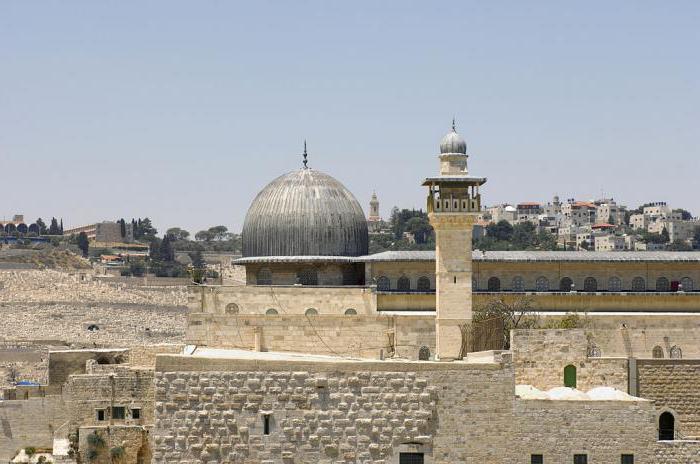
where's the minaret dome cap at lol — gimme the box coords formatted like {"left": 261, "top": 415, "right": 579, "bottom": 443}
{"left": 439, "top": 119, "right": 467, "bottom": 155}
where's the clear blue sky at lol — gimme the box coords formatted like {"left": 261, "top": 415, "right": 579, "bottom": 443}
{"left": 2, "top": 1, "right": 698, "bottom": 234}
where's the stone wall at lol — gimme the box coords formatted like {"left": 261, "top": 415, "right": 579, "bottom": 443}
{"left": 189, "top": 284, "right": 376, "bottom": 316}
{"left": 0, "top": 396, "right": 68, "bottom": 462}
{"left": 128, "top": 344, "right": 185, "bottom": 368}
{"left": 655, "top": 441, "right": 700, "bottom": 463}
{"left": 513, "top": 398, "right": 656, "bottom": 462}
{"left": 637, "top": 359, "right": 700, "bottom": 438}
{"left": 48, "top": 349, "right": 128, "bottom": 387}
{"left": 152, "top": 353, "right": 661, "bottom": 463}
{"left": 78, "top": 425, "right": 150, "bottom": 464}
{"left": 186, "top": 314, "right": 436, "bottom": 360}
{"left": 62, "top": 368, "right": 154, "bottom": 428}
{"left": 152, "top": 355, "right": 514, "bottom": 463}
{"left": 511, "top": 329, "right": 628, "bottom": 391}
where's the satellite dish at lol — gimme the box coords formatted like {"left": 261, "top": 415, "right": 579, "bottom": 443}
{"left": 183, "top": 345, "right": 197, "bottom": 356}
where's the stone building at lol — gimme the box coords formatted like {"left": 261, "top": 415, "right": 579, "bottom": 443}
{"left": 4, "top": 123, "right": 700, "bottom": 463}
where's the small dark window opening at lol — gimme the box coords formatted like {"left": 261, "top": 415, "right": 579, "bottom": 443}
{"left": 131, "top": 408, "right": 141, "bottom": 420}
{"left": 263, "top": 414, "right": 271, "bottom": 435}
{"left": 531, "top": 455, "right": 544, "bottom": 464}
{"left": 453, "top": 276, "right": 457, "bottom": 284}
{"left": 574, "top": 455, "right": 588, "bottom": 464}
{"left": 96, "top": 409, "right": 105, "bottom": 421}
{"left": 112, "top": 406, "right": 126, "bottom": 420}
{"left": 399, "top": 453, "right": 424, "bottom": 464}
{"left": 621, "top": 454, "right": 634, "bottom": 464}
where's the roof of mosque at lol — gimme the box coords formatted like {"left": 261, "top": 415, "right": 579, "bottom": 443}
{"left": 241, "top": 168, "right": 368, "bottom": 258}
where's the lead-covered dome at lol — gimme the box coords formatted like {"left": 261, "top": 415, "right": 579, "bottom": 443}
{"left": 440, "top": 122, "right": 467, "bottom": 154}
{"left": 242, "top": 169, "right": 369, "bottom": 257}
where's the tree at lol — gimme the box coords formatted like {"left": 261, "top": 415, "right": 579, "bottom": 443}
{"left": 669, "top": 240, "right": 693, "bottom": 251}
{"left": 119, "top": 218, "right": 127, "bottom": 238}
{"left": 48, "top": 218, "right": 61, "bottom": 235}
{"left": 404, "top": 216, "right": 433, "bottom": 244}
{"left": 195, "top": 230, "right": 215, "bottom": 242}
{"left": 189, "top": 250, "right": 206, "bottom": 283}
{"left": 158, "top": 235, "right": 175, "bottom": 262}
{"left": 661, "top": 227, "right": 670, "bottom": 243}
{"left": 35, "top": 218, "right": 47, "bottom": 235}
{"left": 59, "top": 218, "right": 64, "bottom": 234}
{"left": 208, "top": 225, "right": 229, "bottom": 241}
{"left": 511, "top": 222, "right": 537, "bottom": 249}
{"left": 129, "top": 261, "right": 146, "bottom": 277}
{"left": 474, "top": 296, "right": 539, "bottom": 349}
{"left": 77, "top": 232, "right": 89, "bottom": 257}
{"left": 166, "top": 227, "right": 190, "bottom": 241}
{"left": 674, "top": 209, "right": 694, "bottom": 221}
{"left": 486, "top": 220, "right": 514, "bottom": 242}
{"left": 134, "top": 217, "right": 157, "bottom": 241}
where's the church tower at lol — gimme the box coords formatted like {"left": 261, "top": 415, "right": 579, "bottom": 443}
{"left": 368, "top": 192, "right": 380, "bottom": 222}
{"left": 422, "top": 120, "right": 486, "bottom": 360}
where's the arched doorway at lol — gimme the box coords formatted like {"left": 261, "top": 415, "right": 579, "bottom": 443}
{"left": 659, "top": 412, "right": 675, "bottom": 440}
{"left": 560, "top": 277, "right": 574, "bottom": 292}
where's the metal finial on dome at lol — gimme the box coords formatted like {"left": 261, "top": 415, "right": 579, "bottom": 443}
{"left": 302, "top": 140, "right": 308, "bottom": 169}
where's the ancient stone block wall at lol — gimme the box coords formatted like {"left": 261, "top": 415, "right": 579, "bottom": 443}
{"left": 152, "top": 356, "right": 514, "bottom": 463}
{"left": 62, "top": 368, "right": 155, "bottom": 428}
{"left": 48, "top": 349, "right": 128, "bottom": 386}
{"left": 0, "top": 396, "right": 68, "bottom": 462}
{"left": 186, "top": 314, "right": 436, "bottom": 360}
{"left": 637, "top": 359, "right": 700, "bottom": 438}
{"left": 655, "top": 441, "right": 700, "bottom": 463}
{"left": 128, "top": 344, "right": 185, "bottom": 367}
{"left": 78, "top": 425, "right": 150, "bottom": 464}
{"left": 513, "top": 399, "right": 656, "bottom": 462}
{"left": 511, "top": 329, "right": 628, "bottom": 391}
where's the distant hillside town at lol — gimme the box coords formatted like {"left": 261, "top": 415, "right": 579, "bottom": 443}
{"left": 366, "top": 195, "right": 700, "bottom": 252}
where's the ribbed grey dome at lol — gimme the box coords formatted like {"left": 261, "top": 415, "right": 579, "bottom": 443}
{"left": 440, "top": 126, "right": 467, "bottom": 154}
{"left": 242, "top": 169, "right": 369, "bottom": 257}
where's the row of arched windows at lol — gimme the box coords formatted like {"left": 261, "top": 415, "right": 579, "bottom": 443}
{"left": 255, "top": 267, "right": 360, "bottom": 286}
{"left": 652, "top": 345, "right": 682, "bottom": 359}
{"left": 1, "top": 223, "right": 40, "bottom": 235}
{"left": 482, "top": 276, "right": 694, "bottom": 292}
{"left": 376, "top": 276, "right": 432, "bottom": 292}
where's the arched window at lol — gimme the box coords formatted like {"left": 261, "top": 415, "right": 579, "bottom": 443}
{"left": 652, "top": 346, "right": 664, "bottom": 358}
{"left": 305, "top": 308, "right": 318, "bottom": 316}
{"left": 681, "top": 277, "right": 694, "bottom": 292}
{"left": 632, "top": 277, "right": 646, "bottom": 292}
{"left": 297, "top": 268, "right": 318, "bottom": 286}
{"left": 656, "top": 277, "right": 670, "bottom": 292}
{"left": 265, "top": 308, "right": 278, "bottom": 315}
{"left": 225, "top": 303, "right": 239, "bottom": 315}
{"left": 536, "top": 276, "right": 550, "bottom": 292}
{"left": 560, "top": 277, "right": 574, "bottom": 292}
{"left": 583, "top": 277, "right": 598, "bottom": 292}
{"left": 512, "top": 276, "right": 524, "bottom": 292}
{"left": 376, "top": 276, "right": 390, "bottom": 291}
{"left": 418, "top": 346, "right": 431, "bottom": 361}
{"left": 256, "top": 268, "right": 272, "bottom": 285}
{"left": 487, "top": 277, "right": 501, "bottom": 292}
{"left": 472, "top": 277, "right": 478, "bottom": 291}
{"left": 28, "top": 223, "right": 40, "bottom": 235}
{"left": 417, "top": 276, "right": 431, "bottom": 292}
{"left": 587, "top": 344, "right": 601, "bottom": 357}
{"left": 670, "top": 345, "right": 682, "bottom": 359}
{"left": 344, "top": 308, "right": 357, "bottom": 316}
{"left": 16, "top": 223, "right": 28, "bottom": 234}
{"left": 659, "top": 412, "right": 675, "bottom": 440}
{"left": 564, "top": 364, "right": 577, "bottom": 388}
{"left": 608, "top": 276, "right": 622, "bottom": 292}
{"left": 397, "top": 276, "right": 411, "bottom": 291}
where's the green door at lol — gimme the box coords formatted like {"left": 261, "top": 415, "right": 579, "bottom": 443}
{"left": 564, "top": 364, "right": 577, "bottom": 388}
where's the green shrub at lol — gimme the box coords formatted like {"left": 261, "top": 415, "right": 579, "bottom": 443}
{"left": 24, "top": 446, "right": 37, "bottom": 456}
{"left": 86, "top": 431, "right": 105, "bottom": 448}
{"left": 110, "top": 446, "right": 125, "bottom": 459}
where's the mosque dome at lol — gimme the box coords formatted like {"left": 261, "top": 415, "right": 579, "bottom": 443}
{"left": 241, "top": 168, "right": 369, "bottom": 257}
{"left": 439, "top": 121, "right": 467, "bottom": 155}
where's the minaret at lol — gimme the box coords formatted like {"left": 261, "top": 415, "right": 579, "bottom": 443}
{"left": 368, "top": 192, "right": 380, "bottom": 222}
{"left": 422, "top": 120, "right": 486, "bottom": 360}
